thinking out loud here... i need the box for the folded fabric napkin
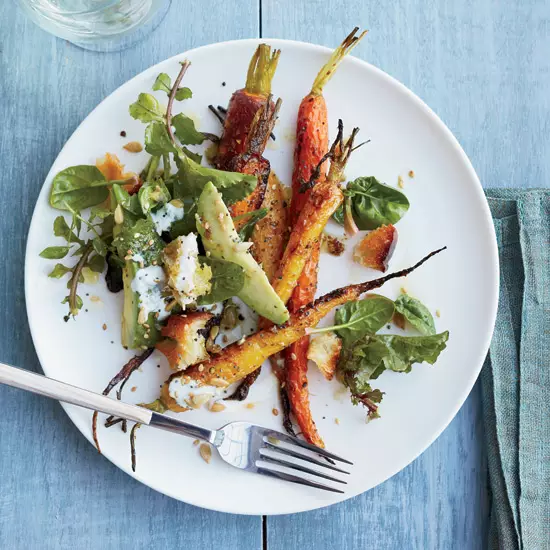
[481,189,550,550]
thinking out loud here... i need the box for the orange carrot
[286,27,367,447]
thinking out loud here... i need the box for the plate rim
[24,37,499,515]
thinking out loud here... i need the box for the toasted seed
[408,170,415,178]
[170,199,183,208]
[137,308,147,325]
[397,175,405,189]
[436,309,441,318]
[272,408,279,416]
[246,403,255,409]
[334,417,340,425]
[197,364,205,372]
[209,402,226,412]
[210,378,229,388]
[193,439,200,446]
[199,443,212,464]
[114,204,124,225]
[192,393,212,408]
[209,325,220,340]
[123,141,143,153]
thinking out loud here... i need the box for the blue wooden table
[1,1,548,548]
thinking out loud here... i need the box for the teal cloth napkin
[481,189,550,550]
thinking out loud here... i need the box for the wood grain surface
[2,0,549,548]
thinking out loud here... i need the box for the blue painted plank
[261,0,550,547]
[0,2,261,549]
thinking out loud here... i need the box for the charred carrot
[286,28,367,447]
[215,44,280,171]
[160,248,446,410]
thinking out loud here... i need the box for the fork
[0,362,352,493]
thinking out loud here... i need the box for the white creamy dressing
[170,234,200,305]
[168,377,224,408]
[130,265,170,321]
[150,203,184,235]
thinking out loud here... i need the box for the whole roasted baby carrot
[215,44,280,170]
[286,27,366,447]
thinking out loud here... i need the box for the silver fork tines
[147,414,353,492]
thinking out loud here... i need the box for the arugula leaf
[138,179,171,214]
[40,246,71,259]
[49,166,110,211]
[332,296,395,345]
[128,93,165,123]
[173,156,257,205]
[236,208,269,241]
[394,295,436,335]
[92,237,108,257]
[53,216,83,244]
[181,147,202,164]
[340,332,450,396]
[87,254,106,273]
[144,121,178,156]
[48,264,72,278]
[172,113,205,145]
[169,197,198,238]
[152,74,192,101]
[90,205,112,220]
[196,257,245,305]
[111,184,142,218]
[334,176,410,230]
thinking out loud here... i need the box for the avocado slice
[196,182,289,324]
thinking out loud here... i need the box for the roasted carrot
[215,45,280,171]
[227,98,282,225]
[284,26,367,447]
[160,248,446,410]
[227,122,357,402]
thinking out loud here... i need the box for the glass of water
[17,0,171,52]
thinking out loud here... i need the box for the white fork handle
[0,362,152,425]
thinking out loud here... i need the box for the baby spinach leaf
[138,179,171,214]
[313,295,394,345]
[49,166,110,211]
[334,176,410,230]
[236,208,269,241]
[173,156,256,205]
[172,113,205,145]
[129,93,165,123]
[340,332,450,396]
[144,121,178,156]
[48,263,72,278]
[394,295,436,335]
[40,246,71,259]
[196,257,245,305]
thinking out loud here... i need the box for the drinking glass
[17,0,171,52]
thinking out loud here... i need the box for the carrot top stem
[300,119,359,193]
[310,27,367,96]
[245,44,281,97]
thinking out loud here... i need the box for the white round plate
[25,39,498,515]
